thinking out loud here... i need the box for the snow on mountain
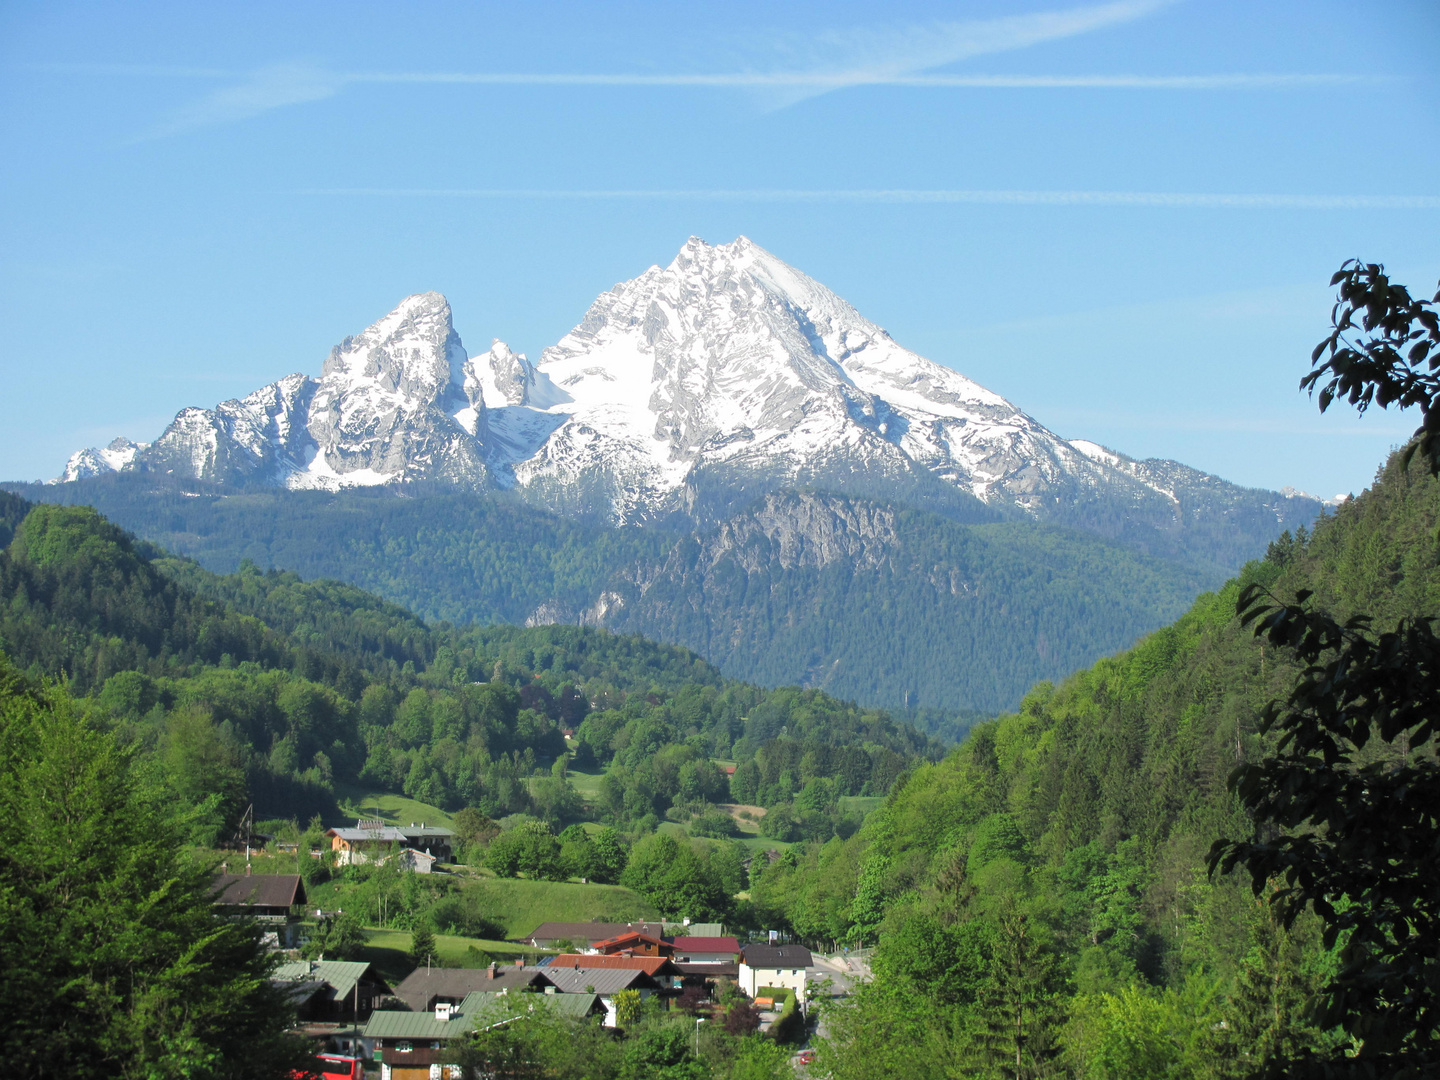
[55,437,146,483]
[51,236,1320,556]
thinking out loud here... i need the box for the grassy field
[465,876,660,938]
[565,767,606,801]
[359,928,548,984]
[332,785,456,831]
[839,796,884,816]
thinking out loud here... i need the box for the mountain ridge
[49,236,1320,570]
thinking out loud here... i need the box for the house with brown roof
[212,872,307,947]
[391,962,551,1012]
[548,954,680,989]
[540,966,664,1027]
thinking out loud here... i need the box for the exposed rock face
[53,237,1320,568]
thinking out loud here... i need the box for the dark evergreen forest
[6,477,1217,715]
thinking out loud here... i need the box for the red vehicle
[292,1054,363,1080]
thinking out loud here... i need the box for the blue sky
[2,0,1437,500]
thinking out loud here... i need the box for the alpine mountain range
[34,236,1323,716]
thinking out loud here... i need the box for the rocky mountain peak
[320,291,465,410]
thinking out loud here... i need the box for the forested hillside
[750,448,1437,1077]
[0,490,941,849]
[8,476,1219,713]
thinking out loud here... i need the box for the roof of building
[459,990,601,1021]
[327,825,408,842]
[272,960,387,1000]
[548,955,673,976]
[592,930,670,952]
[740,944,814,969]
[364,1008,485,1041]
[540,967,659,996]
[391,965,546,1011]
[212,873,307,908]
[670,936,739,954]
[522,921,667,943]
[400,847,437,862]
[683,923,725,937]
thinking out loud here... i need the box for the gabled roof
[212,873,306,908]
[670,936,739,954]
[740,944,814,969]
[327,826,407,842]
[399,825,455,838]
[364,1008,485,1041]
[592,930,670,952]
[272,959,388,1000]
[392,966,547,1011]
[540,967,659,996]
[459,990,602,1021]
[549,954,674,976]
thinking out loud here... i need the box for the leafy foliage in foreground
[0,658,306,1080]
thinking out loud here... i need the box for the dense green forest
[8,477,1221,715]
[731,446,1437,1077]
[0,489,941,855]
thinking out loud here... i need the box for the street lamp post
[694,1017,706,1057]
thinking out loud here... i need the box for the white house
[738,943,813,1005]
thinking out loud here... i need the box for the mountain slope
[752,446,1435,1072]
[559,490,1211,711]
[11,478,1210,713]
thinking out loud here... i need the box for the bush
[690,811,739,838]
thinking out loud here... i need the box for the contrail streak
[293,188,1440,210]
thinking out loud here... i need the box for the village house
[591,929,675,958]
[547,954,682,991]
[737,943,814,1006]
[669,935,740,964]
[273,959,392,1023]
[365,990,602,1080]
[538,966,664,1027]
[212,872,307,947]
[395,822,455,862]
[326,820,408,866]
[392,962,551,1012]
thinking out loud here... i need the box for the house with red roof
[668,936,740,964]
[591,930,674,958]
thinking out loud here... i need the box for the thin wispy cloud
[28,0,1371,138]
[752,0,1175,106]
[344,71,1373,90]
[130,61,344,141]
[292,188,1440,210]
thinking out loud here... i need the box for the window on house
[397,1041,413,1053]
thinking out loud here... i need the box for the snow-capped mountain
[54,236,1318,558]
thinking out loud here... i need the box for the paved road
[793,954,871,1070]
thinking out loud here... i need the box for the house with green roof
[272,959,391,1023]
[364,990,604,1079]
